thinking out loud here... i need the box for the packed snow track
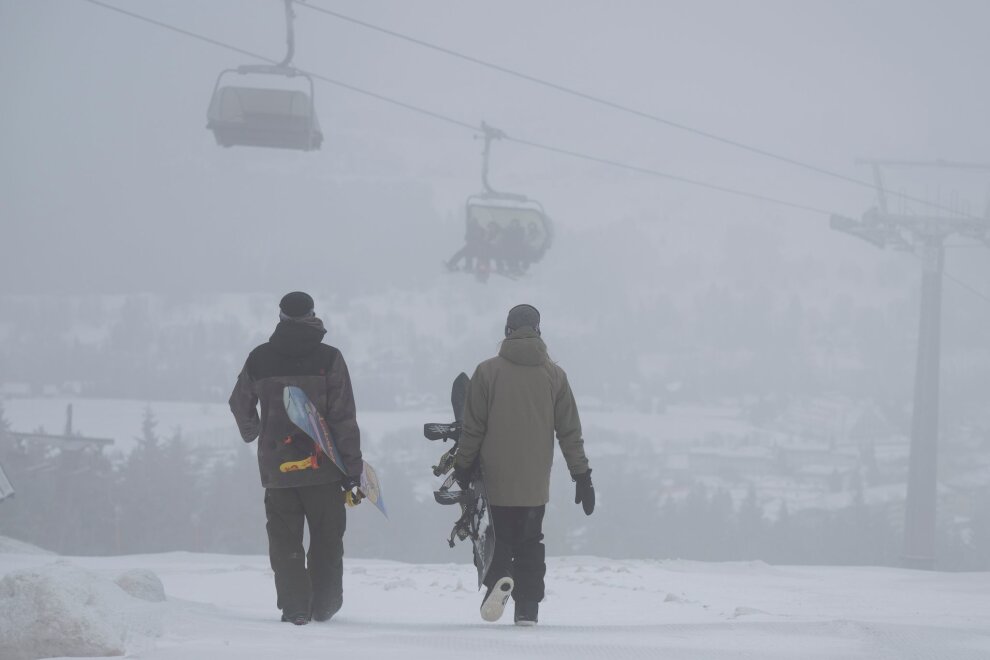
[1,549,987,659]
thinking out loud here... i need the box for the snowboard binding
[424,372,495,588]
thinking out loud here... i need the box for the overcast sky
[2,0,988,294]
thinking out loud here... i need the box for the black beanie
[505,304,540,336]
[279,291,315,319]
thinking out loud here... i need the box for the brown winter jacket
[455,328,589,506]
[228,317,362,489]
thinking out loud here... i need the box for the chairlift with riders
[447,123,553,280]
[206,0,323,151]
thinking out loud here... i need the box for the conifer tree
[117,407,165,552]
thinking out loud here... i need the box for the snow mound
[114,568,166,602]
[0,535,54,555]
[0,561,163,660]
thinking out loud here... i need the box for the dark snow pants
[484,505,546,603]
[265,482,346,617]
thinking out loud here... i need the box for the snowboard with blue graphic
[283,385,388,518]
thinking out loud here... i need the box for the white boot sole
[480,576,514,622]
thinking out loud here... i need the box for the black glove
[342,476,364,505]
[573,469,595,516]
[453,465,473,491]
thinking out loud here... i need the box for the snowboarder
[446,216,485,272]
[228,291,363,625]
[502,218,526,275]
[453,304,595,625]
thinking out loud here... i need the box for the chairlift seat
[207,72,322,151]
[466,196,554,261]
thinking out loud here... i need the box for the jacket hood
[269,317,327,358]
[498,328,549,366]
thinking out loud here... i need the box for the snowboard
[425,372,495,589]
[283,385,388,518]
[0,460,13,502]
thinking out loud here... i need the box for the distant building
[769,396,907,477]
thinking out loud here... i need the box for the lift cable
[82,0,990,306]
[81,0,830,216]
[505,135,832,216]
[295,1,983,221]
[940,269,990,305]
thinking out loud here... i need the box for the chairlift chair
[207,64,322,151]
[205,0,322,151]
[465,192,554,263]
[456,122,554,270]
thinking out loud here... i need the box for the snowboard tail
[359,461,387,517]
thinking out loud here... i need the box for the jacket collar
[499,328,549,366]
[269,317,327,358]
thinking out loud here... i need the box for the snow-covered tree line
[1,403,987,569]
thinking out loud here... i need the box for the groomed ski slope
[1,550,989,660]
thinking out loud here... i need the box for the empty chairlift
[206,1,323,151]
[207,65,322,151]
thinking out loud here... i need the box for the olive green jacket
[455,328,590,506]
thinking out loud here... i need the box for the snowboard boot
[280,611,310,626]
[480,576,514,622]
[514,600,538,627]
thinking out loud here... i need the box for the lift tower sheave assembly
[830,160,990,570]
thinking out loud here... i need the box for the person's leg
[511,505,546,623]
[300,482,347,621]
[484,505,518,590]
[446,246,467,270]
[479,505,521,620]
[265,488,311,622]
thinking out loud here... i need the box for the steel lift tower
[831,160,990,569]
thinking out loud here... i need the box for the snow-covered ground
[1,544,988,659]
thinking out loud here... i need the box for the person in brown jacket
[454,304,594,626]
[228,291,363,626]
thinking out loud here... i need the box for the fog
[1,0,988,572]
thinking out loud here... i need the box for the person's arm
[326,353,363,478]
[554,370,589,476]
[228,359,260,443]
[454,365,488,473]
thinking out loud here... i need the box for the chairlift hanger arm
[481,121,506,142]
[479,121,500,195]
[478,121,522,199]
[279,0,296,68]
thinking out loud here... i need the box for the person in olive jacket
[454,304,595,626]
[229,291,363,626]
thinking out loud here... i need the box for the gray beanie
[505,304,540,337]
